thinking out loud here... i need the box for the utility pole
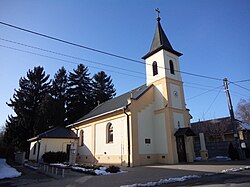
[223,78,244,160]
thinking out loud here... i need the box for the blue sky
[0,0,250,130]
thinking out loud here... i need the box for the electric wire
[204,87,223,116]
[0,37,145,76]
[0,22,223,81]
[230,82,250,92]
[0,44,147,80]
[231,79,250,83]
[186,85,224,101]
[0,42,225,91]
[0,37,226,89]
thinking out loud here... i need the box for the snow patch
[24,163,38,170]
[72,166,126,175]
[49,163,70,168]
[0,159,22,179]
[221,167,244,173]
[120,175,201,187]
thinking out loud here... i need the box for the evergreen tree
[51,67,68,126]
[92,71,116,106]
[66,64,93,124]
[6,66,51,152]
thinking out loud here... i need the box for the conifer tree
[6,66,51,151]
[66,64,93,124]
[51,67,68,126]
[92,71,116,106]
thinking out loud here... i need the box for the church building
[67,13,195,167]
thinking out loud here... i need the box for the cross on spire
[155,8,161,21]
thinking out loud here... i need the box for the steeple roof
[142,16,182,59]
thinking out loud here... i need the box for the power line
[0,37,145,76]
[1,37,225,84]
[230,82,250,92]
[0,44,147,80]
[0,22,223,81]
[186,85,224,101]
[232,79,250,83]
[0,21,143,64]
[230,90,249,99]
[1,41,226,90]
[204,87,223,116]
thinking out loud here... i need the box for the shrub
[106,165,120,173]
[228,142,239,160]
[245,148,250,158]
[42,151,68,163]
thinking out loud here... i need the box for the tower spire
[142,10,182,59]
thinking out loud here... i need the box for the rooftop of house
[27,126,78,142]
[191,117,250,135]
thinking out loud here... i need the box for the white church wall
[163,51,181,81]
[170,83,182,109]
[154,84,164,110]
[138,104,154,154]
[77,125,92,156]
[145,50,165,85]
[154,113,168,154]
[173,112,185,129]
[95,116,127,156]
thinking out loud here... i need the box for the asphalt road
[161,169,250,187]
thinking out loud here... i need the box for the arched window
[107,123,113,143]
[79,130,84,146]
[152,61,158,76]
[169,60,175,74]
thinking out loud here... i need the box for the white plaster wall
[138,104,167,154]
[95,116,127,156]
[154,113,168,154]
[163,51,181,81]
[145,50,165,85]
[173,112,185,129]
[170,84,182,109]
[154,84,164,110]
[138,104,154,154]
[77,126,93,156]
[145,50,181,85]
[38,138,75,160]
[29,141,38,160]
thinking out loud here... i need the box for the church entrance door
[176,135,187,162]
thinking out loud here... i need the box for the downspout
[123,106,131,167]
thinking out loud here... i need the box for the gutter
[123,105,131,167]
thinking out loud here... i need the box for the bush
[42,151,68,163]
[245,148,250,158]
[228,142,239,160]
[105,165,120,173]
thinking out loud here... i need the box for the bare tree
[236,99,250,124]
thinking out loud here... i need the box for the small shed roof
[28,127,78,142]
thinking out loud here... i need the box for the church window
[79,130,84,146]
[107,123,113,143]
[169,60,175,74]
[152,61,158,76]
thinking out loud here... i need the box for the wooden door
[66,144,71,161]
[176,135,187,162]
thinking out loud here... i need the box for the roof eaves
[66,107,126,128]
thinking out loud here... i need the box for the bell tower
[141,10,194,163]
[142,10,182,85]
